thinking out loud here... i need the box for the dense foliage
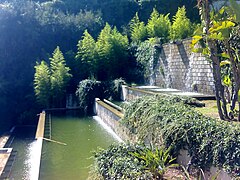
[34,47,72,108]
[147,9,171,42]
[170,6,193,40]
[134,41,159,82]
[76,24,130,81]
[75,78,125,114]
[0,0,200,132]
[91,143,177,179]
[75,79,103,114]
[129,13,148,43]
[122,95,240,176]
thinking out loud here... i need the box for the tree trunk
[200,0,228,120]
[225,40,240,120]
[210,45,225,120]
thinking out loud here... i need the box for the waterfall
[149,52,155,86]
[185,53,195,92]
[93,116,123,143]
[66,94,78,108]
[27,138,43,180]
[164,44,172,88]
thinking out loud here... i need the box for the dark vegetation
[0,0,200,133]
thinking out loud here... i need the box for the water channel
[39,114,118,180]
[6,113,119,180]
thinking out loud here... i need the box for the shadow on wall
[150,38,215,95]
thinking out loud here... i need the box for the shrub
[121,94,240,176]
[111,78,126,101]
[75,79,103,114]
[75,78,126,114]
[91,143,177,179]
[135,41,159,81]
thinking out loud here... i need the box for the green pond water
[39,115,118,180]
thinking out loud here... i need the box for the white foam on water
[93,116,123,143]
[136,86,159,89]
[150,88,181,92]
[27,138,43,180]
[171,92,204,96]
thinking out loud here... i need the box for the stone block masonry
[150,38,215,95]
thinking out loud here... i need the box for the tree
[76,30,97,77]
[95,23,112,80]
[34,61,51,108]
[147,8,171,42]
[192,0,240,120]
[50,46,72,107]
[95,23,129,80]
[170,6,193,40]
[108,27,129,78]
[129,12,148,42]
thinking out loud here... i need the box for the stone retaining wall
[150,39,215,95]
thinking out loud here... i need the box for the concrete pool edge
[94,98,137,142]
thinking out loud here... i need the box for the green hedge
[92,143,152,179]
[121,94,240,176]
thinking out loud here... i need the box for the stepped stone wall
[150,38,215,95]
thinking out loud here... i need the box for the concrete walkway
[0,135,10,148]
[0,149,11,177]
[0,134,11,177]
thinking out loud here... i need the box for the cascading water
[148,51,156,86]
[185,53,195,92]
[27,138,43,180]
[7,126,39,180]
[93,116,123,143]
[66,94,78,108]
[164,44,172,88]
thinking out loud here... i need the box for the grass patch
[196,100,239,120]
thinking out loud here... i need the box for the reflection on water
[39,115,118,180]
